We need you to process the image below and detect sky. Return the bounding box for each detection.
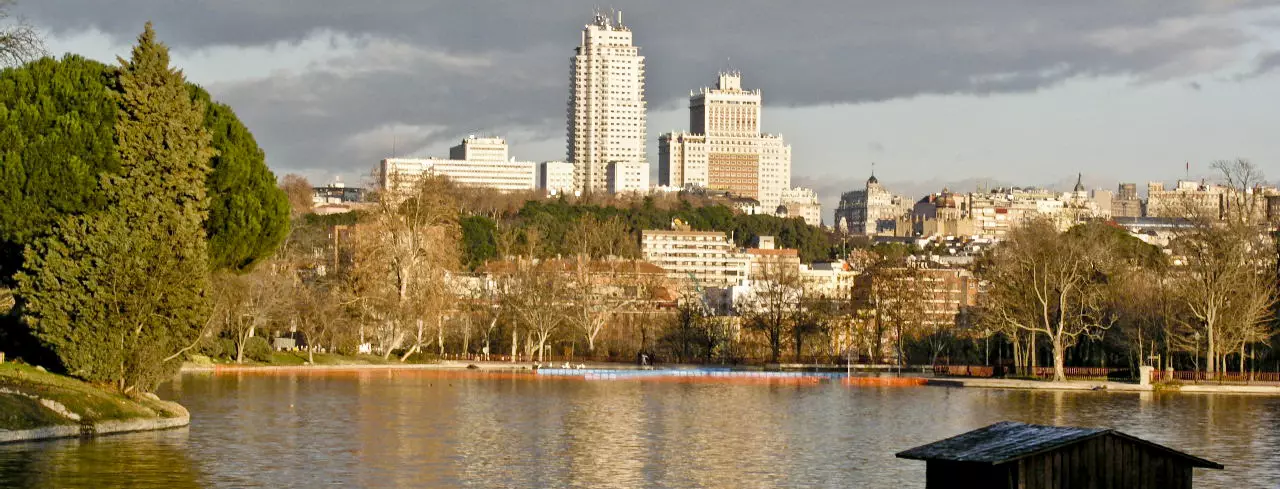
[13,1,1280,220]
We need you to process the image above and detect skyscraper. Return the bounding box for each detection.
[659,71,793,209]
[568,10,647,195]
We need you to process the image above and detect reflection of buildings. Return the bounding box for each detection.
[834,174,910,235]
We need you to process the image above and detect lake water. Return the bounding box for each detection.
[1,370,1277,488]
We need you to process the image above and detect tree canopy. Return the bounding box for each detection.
[16,23,213,392]
[0,54,287,280]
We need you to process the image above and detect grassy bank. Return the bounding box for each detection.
[185,351,440,369]
[0,363,186,432]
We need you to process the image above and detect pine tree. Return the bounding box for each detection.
[16,23,213,392]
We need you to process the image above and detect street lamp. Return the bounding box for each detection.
[1193,331,1201,382]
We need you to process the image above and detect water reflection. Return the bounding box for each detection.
[0,428,201,488]
[2,372,1278,488]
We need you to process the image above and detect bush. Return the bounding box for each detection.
[218,338,237,361]
[244,337,272,363]
[195,335,225,359]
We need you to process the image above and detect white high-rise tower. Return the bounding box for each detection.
[568,10,648,195]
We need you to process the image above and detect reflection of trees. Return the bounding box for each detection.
[0,429,203,488]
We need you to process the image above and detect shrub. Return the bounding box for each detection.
[244,337,272,363]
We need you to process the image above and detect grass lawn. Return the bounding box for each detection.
[201,351,439,367]
[0,363,184,431]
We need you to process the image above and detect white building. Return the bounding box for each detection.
[568,10,647,195]
[608,161,650,194]
[539,161,576,196]
[835,174,910,235]
[659,72,793,210]
[380,157,537,193]
[641,229,750,287]
[449,135,508,162]
[779,187,823,226]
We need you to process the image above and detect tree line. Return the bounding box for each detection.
[977,160,1278,381]
[0,24,289,392]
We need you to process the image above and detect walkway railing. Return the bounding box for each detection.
[1150,370,1280,384]
[932,365,1132,381]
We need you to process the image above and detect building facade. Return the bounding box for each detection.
[659,72,793,210]
[380,157,537,193]
[568,10,647,195]
[835,174,910,235]
[449,136,508,162]
[608,161,650,194]
[1112,182,1143,218]
[539,161,576,196]
[1146,180,1224,219]
[779,187,822,226]
[641,229,750,287]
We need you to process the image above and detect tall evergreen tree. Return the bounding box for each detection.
[0,58,289,280]
[16,23,213,392]
[192,85,290,271]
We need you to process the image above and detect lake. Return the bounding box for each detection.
[1,370,1276,488]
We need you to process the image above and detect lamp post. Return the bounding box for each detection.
[1193,331,1201,383]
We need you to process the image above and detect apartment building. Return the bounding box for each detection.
[641,229,750,287]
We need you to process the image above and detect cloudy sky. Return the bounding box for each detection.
[16,1,1280,218]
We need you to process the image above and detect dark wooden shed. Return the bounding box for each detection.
[896,421,1222,489]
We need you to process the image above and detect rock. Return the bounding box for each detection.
[142,392,161,402]
[466,364,479,369]
[34,366,46,372]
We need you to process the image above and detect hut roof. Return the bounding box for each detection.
[895,421,1222,469]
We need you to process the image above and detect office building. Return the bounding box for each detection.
[568,10,647,195]
[659,71,793,209]
[539,161,576,196]
[449,136,509,162]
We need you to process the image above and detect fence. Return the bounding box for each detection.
[1150,370,1280,384]
[932,365,1132,381]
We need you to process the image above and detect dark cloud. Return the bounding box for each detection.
[18,0,1278,178]
[1240,50,1280,79]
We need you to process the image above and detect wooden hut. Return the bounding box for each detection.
[896,421,1222,489]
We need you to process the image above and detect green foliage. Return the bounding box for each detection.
[16,24,213,392]
[190,85,290,272]
[0,55,288,282]
[0,55,120,283]
[461,215,498,269]
[244,336,272,363]
[499,199,834,262]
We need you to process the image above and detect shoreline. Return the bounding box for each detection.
[0,364,192,445]
[0,412,190,444]
[181,361,1280,395]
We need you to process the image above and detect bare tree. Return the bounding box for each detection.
[505,258,567,363]
[1212,159,1267,224]
[0,1,43,66]
[280,173,314,217]
[980,219,1116,381]
[213,266,290,363]
[348,173,460,360]
[1172,219,1277,374]
[740,259,801,363]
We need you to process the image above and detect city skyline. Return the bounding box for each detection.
[22,1,1280,219]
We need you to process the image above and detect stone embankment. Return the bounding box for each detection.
[0,364,190,444]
